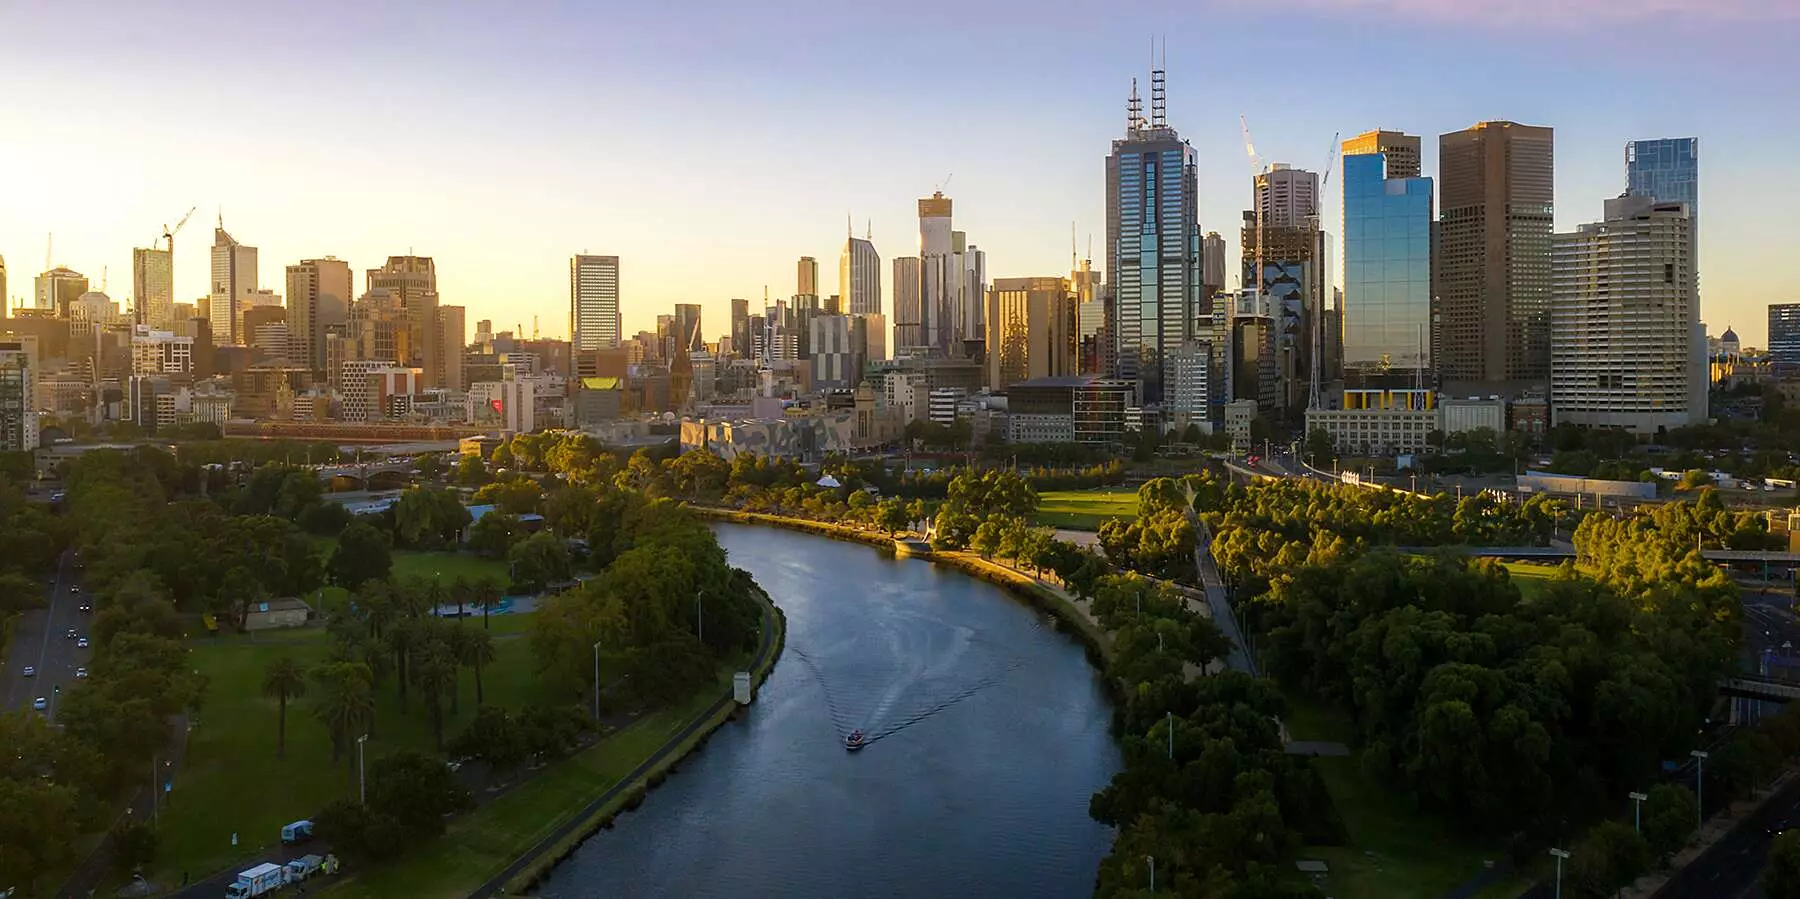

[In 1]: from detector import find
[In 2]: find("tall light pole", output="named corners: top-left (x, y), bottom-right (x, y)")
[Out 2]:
top-left (1146, 855), bottom-right (1155, 893)
top-left (592, 641), bottom-right (602, 721)
top-left (1166, 712), bottom-right (1174, 760)
top-left (1549, 847), bottom-right (1569, 899)
top-left (696, 589), bottom-right (704, 645)
top-left (356, 734), bottom-right (369, 804)
top-left (1629, 791), bottom-right (1648, 834)
top-left (1692, 750), bottom-right (1709, 835)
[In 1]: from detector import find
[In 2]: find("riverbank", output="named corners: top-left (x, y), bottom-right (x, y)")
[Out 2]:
top-left (694, 507), bottom-right (1113, 669)
top-left (312, 589), bottom-right (785, 899)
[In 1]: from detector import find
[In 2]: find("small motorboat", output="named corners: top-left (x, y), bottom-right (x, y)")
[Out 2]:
top-left (845, 729), bottom-right (867, 751)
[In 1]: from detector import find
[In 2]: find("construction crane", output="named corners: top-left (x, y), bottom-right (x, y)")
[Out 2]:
top-left (936, 173), bottom-right (953, 195)
top-left (1239, 116), bottom-right (1265, 307)
top-left (159, 206), bottom-right (197, 252)
top-left (1306, 134), bottom-right (1340, 412)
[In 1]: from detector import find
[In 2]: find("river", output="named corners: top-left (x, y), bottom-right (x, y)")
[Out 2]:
top-left (533, 522), bottom-right (1121, 898)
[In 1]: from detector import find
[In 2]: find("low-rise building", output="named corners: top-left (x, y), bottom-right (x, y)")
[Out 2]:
top-left (1439, 396), bottom-right (1506, 435)
top-left (1305, 389), bottom-right (1436, 455)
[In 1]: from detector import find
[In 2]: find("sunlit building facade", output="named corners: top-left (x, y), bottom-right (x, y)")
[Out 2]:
top-left (1341, 148), bottom-right (1434, 380)
top-left (570, 254), bottom-right (621, 351)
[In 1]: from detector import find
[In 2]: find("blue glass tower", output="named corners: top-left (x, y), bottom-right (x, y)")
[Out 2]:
top-left (1341, 150), bottom-right (1434, 379)
top-left (1626, 138), bottom-right (1698, 210)
top-left (1104, 68), bottom-right (1200, 407)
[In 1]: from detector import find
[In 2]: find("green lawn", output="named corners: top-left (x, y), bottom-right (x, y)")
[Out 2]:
top-left (1502, 561), bottom-right (1561, 600)
top-left (1034, 488), bottom-right (1139, 531)
top-left (1283, 690), bottom-right (1525, 899)
top-left (390, 550), bottom-right (510, 585)
top-left (153, 617), bottom-right (549, 887)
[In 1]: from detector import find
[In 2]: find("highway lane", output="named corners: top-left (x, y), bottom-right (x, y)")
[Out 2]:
top-left (1, 549), bottom-right (91, 720)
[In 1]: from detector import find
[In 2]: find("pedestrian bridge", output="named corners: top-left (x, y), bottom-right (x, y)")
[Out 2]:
top-left (1719, 674), bottom-right (1800, 703)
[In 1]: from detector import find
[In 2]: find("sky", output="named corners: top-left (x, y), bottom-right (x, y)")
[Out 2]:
top-left (1, 0), bottom-right (1796, 346)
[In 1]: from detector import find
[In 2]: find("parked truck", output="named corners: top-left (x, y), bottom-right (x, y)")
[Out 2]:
top-left (282, 854), bottom-right (324, 884)
top-left (223, 862), bottom-right (284, 898)
top-left (280, 819), bottom-right (313, 844)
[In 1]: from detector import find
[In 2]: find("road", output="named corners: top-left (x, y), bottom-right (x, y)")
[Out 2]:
top-left (1653, 774), bottom-right (1800, 898)
top-left (1, 549), bottom-right (91, 720)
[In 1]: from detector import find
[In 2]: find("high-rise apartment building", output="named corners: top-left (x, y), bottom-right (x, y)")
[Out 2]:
top-left (367, 256), bottom-right (441, 387)
top-left (730, 298), bottom-right (751, 360)
top-left (1342, 130), bottom-right (1421, 179)
top-left (986, 277), bottom-right (1077, 392)
top-left (1201, 232), bottom-right (1226, 312)
top-left (209, 223), bottom-right (258, 344)
top-left (892, 256), bottom-right (923, 352)
top-left (1769, 304), bottom-right (1800, 370)
top-left (0, 339), bottom-right (35, 451)
top-left (918, 193), bottom-right (955, 354)
top-left (1254, 165), bottom-right (1319, 229)
top-left (570, 254), bottom-right (621, 351)
top-left (1341, 138), bottom-right (1434, 380)
top-left (798, 256), bottom-right (819, 297)
top-left (132, 247), bottom-right (174, 328)
top-left (285, 257), bottom-right (353, 371)
top-left (1437, 121), bottom-right (1554, 386)
top-left (35, 267), bottom-right (89, 317)
top-left (840, 234), bottom-right (882, 316)
top-left (1550, 196), bottom-right (1697, 435)
top-left (1105, 66), bottom-right (1200, 405)
top-left (956, 234), bottom-right (987, 354)
top-left (1627, 138), bottom-right (1700, 290)
top-left (440, 305), bottom-right (465, 393)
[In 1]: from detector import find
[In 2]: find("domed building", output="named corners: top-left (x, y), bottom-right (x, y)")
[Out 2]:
top-left (1720, 326), bottom-right (1741, 358)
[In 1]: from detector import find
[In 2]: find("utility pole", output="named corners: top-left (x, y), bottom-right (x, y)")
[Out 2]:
top-left (1692, 750), bottom-right (1709, 835)
top-left (1146, 855), bottom-right (1156, 893)
top-left (593, 641), bottom-right (603, 721)
top-left (1549, 847), bottom-right (1569, 899)
top-left (356, 734), bottom-right (368, 804)
top-left (1629, 791), bottom-right (1648, 834)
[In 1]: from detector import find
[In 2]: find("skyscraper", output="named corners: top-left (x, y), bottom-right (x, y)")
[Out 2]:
top-left (1105, 63), bottom-right (1200, 405)
top-left (35, 267), bottom-right (88, 318)
top-left (672, 303), bottom-right (703, 355)
top-left (1254, 165), bottom-right (1319, 229)
top-left (892, 256), bottom-right (923, 352)
top-left (132, 247), bottom-right (174, 328)
top-left (1341, 136), bottom-right (1434, 381)
top-left (440, 305), bottom-right (466, 392)
top-left (1551, 195), bottom-right (1697, 434)
top-left (730, 297), bottom-right (751, 360)
top-left (957, 234), bottom-right (987, 354)
top-left (1627, 138), bottom-right (1700, 290)
top-left (840, 234), bottom-right (882, 316)
top-left (367, 256), bottom-right (441, 387)
top-left (1437, 121), bottom-right (1554, 386)
top-left (1201, 232), bottom-right (1226, 312)
top-left (797, 256), bottom-right (819, 297)
top-left (986, 277), bottom-right (1077, 391)
top-left (570, 254), bottom-right (621, 350)
top-left (918, 193), bottom-right (954, 354)
top-left (285, 257), bottom-right (353, 371)
top-left (1342, 130), bottom-right (1421, 179)
top-left (1244, 164), bottom-right (1325, 416)
top-left (209, 223), bottom-right (258, 344)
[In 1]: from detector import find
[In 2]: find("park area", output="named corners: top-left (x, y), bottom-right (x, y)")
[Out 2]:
top-left (1034, 487), bottom-right (1140, 531)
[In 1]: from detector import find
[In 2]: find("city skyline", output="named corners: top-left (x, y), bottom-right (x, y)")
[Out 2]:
top-left (1, 2), bottom-right (1794, 344)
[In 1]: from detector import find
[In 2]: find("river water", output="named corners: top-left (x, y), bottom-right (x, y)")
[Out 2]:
top-left (534, 522), bottom-right (1121, 898)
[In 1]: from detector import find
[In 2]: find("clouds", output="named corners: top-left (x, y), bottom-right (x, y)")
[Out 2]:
top-left (1236, 0), bottom-right (1796, 27)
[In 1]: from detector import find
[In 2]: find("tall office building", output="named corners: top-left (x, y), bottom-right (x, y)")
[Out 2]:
top-left (209, 223), bottom-right (258, 344)
top-left (893, 256), bottom-right (923, 351)
top-left (1105, 64), bottom-right (1200, 405)
top-left (367, 256), bottom-right (441, 386)
top-left (439, 305), bottom-right (465, 392)
top-left (840, 233), bottom-right (882, 316)
top-left (956, 234), bottom-right (987, 353)
top-left (730, 298), bottom-right (751, 360)
top-left (285, 257), bottom-right (353, 371)
top-left (1254, 165), bottom-right (1319, 229)
top-left (1342, 136), bottom-right (1434, 380)
top-left (1201, 232), bottom-right (1226, 313)
top-left (986, 277), bottom-right (1077, 392)
top-left (570, 254), bottom-right (621, 350)
top-left (132, 247), bottom-right (174, 328)
top-left (1627, 138), bottom-right (1701, 291)
top-left (35, 267), bottom-right (89, 318)
top-left (1342, 130), bottom-right (1421, 179)
top-left (1437, 121), bottom-right (1555, 386)
top-left (1769, 304), bottom-right (1800, 370)
top-left (0, 339), bottom-right (35, 452)
top-left (672, 303), bottom-right (703, 355)
top-left (1551, 195), bottom-right (1697, 435)
top-left (797, 256), bottom-right (820, 297)
top-left (918, 193), bottom-right (955, 354)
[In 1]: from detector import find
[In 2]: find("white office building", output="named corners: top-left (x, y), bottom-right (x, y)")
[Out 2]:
top-left (570, 254), bottom-right (621, 350)
top-left (209, 223), bottom-right (258, 344)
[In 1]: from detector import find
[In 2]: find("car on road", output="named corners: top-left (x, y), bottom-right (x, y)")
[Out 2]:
top-left (65, 628), bottom-right (77, 639)
top-left (78, 603), bottom-right (91, 614)
top-left (32, 697), bottom-right (47, 711)
top-left (76, 637), bottom-right (88, 649)
top-left (22, 666), bottom-right (34, 677)
top-left (68, 585), bottom-right (78, 593)
top-left (74, 668), bottom-right (87, 679)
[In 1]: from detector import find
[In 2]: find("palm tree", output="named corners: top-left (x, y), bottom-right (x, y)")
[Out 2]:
top-left (474, 577), bottom-right (504, 629)
top-left (262, 656), bottom-right (307, 760)
top-left (359, 580), bottom-right (396, 641)
top-left (385, 618), bottom-right (421, 712)
top-left (460, 627), bottom-right (497, 706)
top-left (310, 661), bottom-right (375, 768)
top-left (412, 638), bottom-right (458, 751)
top-left (449, 575), bottom-right (473, 621)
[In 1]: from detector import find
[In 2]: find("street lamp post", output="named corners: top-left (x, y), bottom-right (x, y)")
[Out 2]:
top-left (592, 641), bottom-right (603, 721)
top-left (1166, 711), bottom-right (1173, 760)
top-left (1692, 750), bottom-right (1709, 835)
top-left (356, 734), bottom-right (369, 804)
top-left (1146, 855), bottom-right (1155, 893)
top-left (1629, 791), bottom-right (1648, 834)
top-left (696, 589), bottom-right (704, 645)
top-left (1549, 847), bottom-right (1570, 899)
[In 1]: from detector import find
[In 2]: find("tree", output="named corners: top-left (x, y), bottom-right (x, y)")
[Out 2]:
top-left (1642, 783), bottom-right (1700, 860)
top-left (509, 531), bottom-right (572, 592)
top-left (311, 661), bottom-right (376, 766)
top-left (1568, 820), bottom-right (1649, 898)
top-left (330, 521), bottom-right (393, 589)
top-left (110, 818), bottom-right (159, 878)
top-left (448, 706), bottom-right (527, 777)
top-left (412, 636), bottom-right (458, 751)
top-left (454, 453), bottom-right (491, 487)
top-left (262, 656), bottom-right (308, 760)
top-left (366, 749), bottom-right (473, 840)
top-left (1767, 829), bottom-right (1800, 899)
top-left (1304, 427), bottom-right (1334, 468)
top-left (468, 511), bottom-right (521, 559)
top-left (473, 478), bottom-right (543, 516)
top-left (460, 626), bottom-right (498, 705)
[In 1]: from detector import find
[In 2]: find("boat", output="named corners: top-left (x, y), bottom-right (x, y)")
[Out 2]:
top-left (845, 730), bottom-right (867, 751)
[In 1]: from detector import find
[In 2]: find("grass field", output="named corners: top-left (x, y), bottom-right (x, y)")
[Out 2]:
top-left (390, 550), bottom-right (510, 585)
top-left (153, 616), bottom-right (549, 887)
top-left (1502, 561), bottom-right (1563, 600)
top-left (1034, 488), bottom-right (1139, 531)
top-left (1282, 690), bottom-right (1527, 899)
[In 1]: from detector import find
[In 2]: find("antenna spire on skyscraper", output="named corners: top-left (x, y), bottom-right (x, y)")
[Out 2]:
top-left (1150, 36), bottom-right (1167, 128)
top-left (1127, 77), bottom-right (1142, 133)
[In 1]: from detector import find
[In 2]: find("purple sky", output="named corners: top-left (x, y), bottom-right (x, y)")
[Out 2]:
top-left (2, 0), bottom-right (1794, 344)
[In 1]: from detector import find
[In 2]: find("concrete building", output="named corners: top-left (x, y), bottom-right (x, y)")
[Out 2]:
top-left (1550, 196), bottom-right (1698, 435)
top-left (130, 326), bottom-right (195, 376)
top-left (798, 256), bottom-right (820, 297)
top-left (573, 376), bottom-right (624, 426)
top-left (1004, 376), bottom-right (1132, 446)
top-left (286, 258), bottom-right (353, 372)
top-left (1770, 303), bottom-right (1800, 370)
top-left (809, 315), bottom-right (864, 391)
top-left (840, 234), bottom-right (882, 316)
top-left (132, 246), bottom-right (174, 329)
top-left (35, 267), bottom-right (88, 317)
top-left (0, 339), bottom-right (35, 451)
top-left (919, 194), bottom-right (955, 354)
top-left (1305, 389), bottom-right (1437, 454)
top-left (439, 305), bottom-right (465, 393)
top-left (855, 312), bottom-right (887, 364)
top-left (1106, 64), bottom-right (1201, 405)
top-left (892, 256), bottom-right (924, 352)
top-left (367, 256), bottom-right (442, 390)
top-left (955, 233), bottom-right (987, 355)
top-left (1342, 130), bottom-right (1421, 179)
top-left (1166, 339), bottom-right (1213, 430)
top-left (570, 254), bottom-right (621, 351)
top-left (1201, 232), bottom-right (1226, 311)
top-left (1437, 121), bottom-right (1555, 387)
top-left (1438, 396), bottom-right (1506, 435)
top-left (1342, 135), bottom-right (1434, 381)
top-left (1254, 164), bottom-right (1319, 230)
top-left (986, 277), bottom-right (1077, 392)
top-left (209, 224), bottom-right (258, 344)
top-left (883, 370), bottom-right (929, 424)
top-left (466, 370), bottom-right (539, 433)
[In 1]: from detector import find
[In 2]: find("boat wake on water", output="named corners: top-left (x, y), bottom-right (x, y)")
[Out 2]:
top-left (791, 643), bottom-right (1029, 749)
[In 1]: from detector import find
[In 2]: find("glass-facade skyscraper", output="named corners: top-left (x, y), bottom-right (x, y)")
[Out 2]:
top-left (1627, 138), bottom-right (1698, 210)
top-left (1341, 148), bottom-right (1434, 379)
top-left (1770, 304), bottom-right (1800, 369)
top-left (1104, 69), bottom-right (1200, 406)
